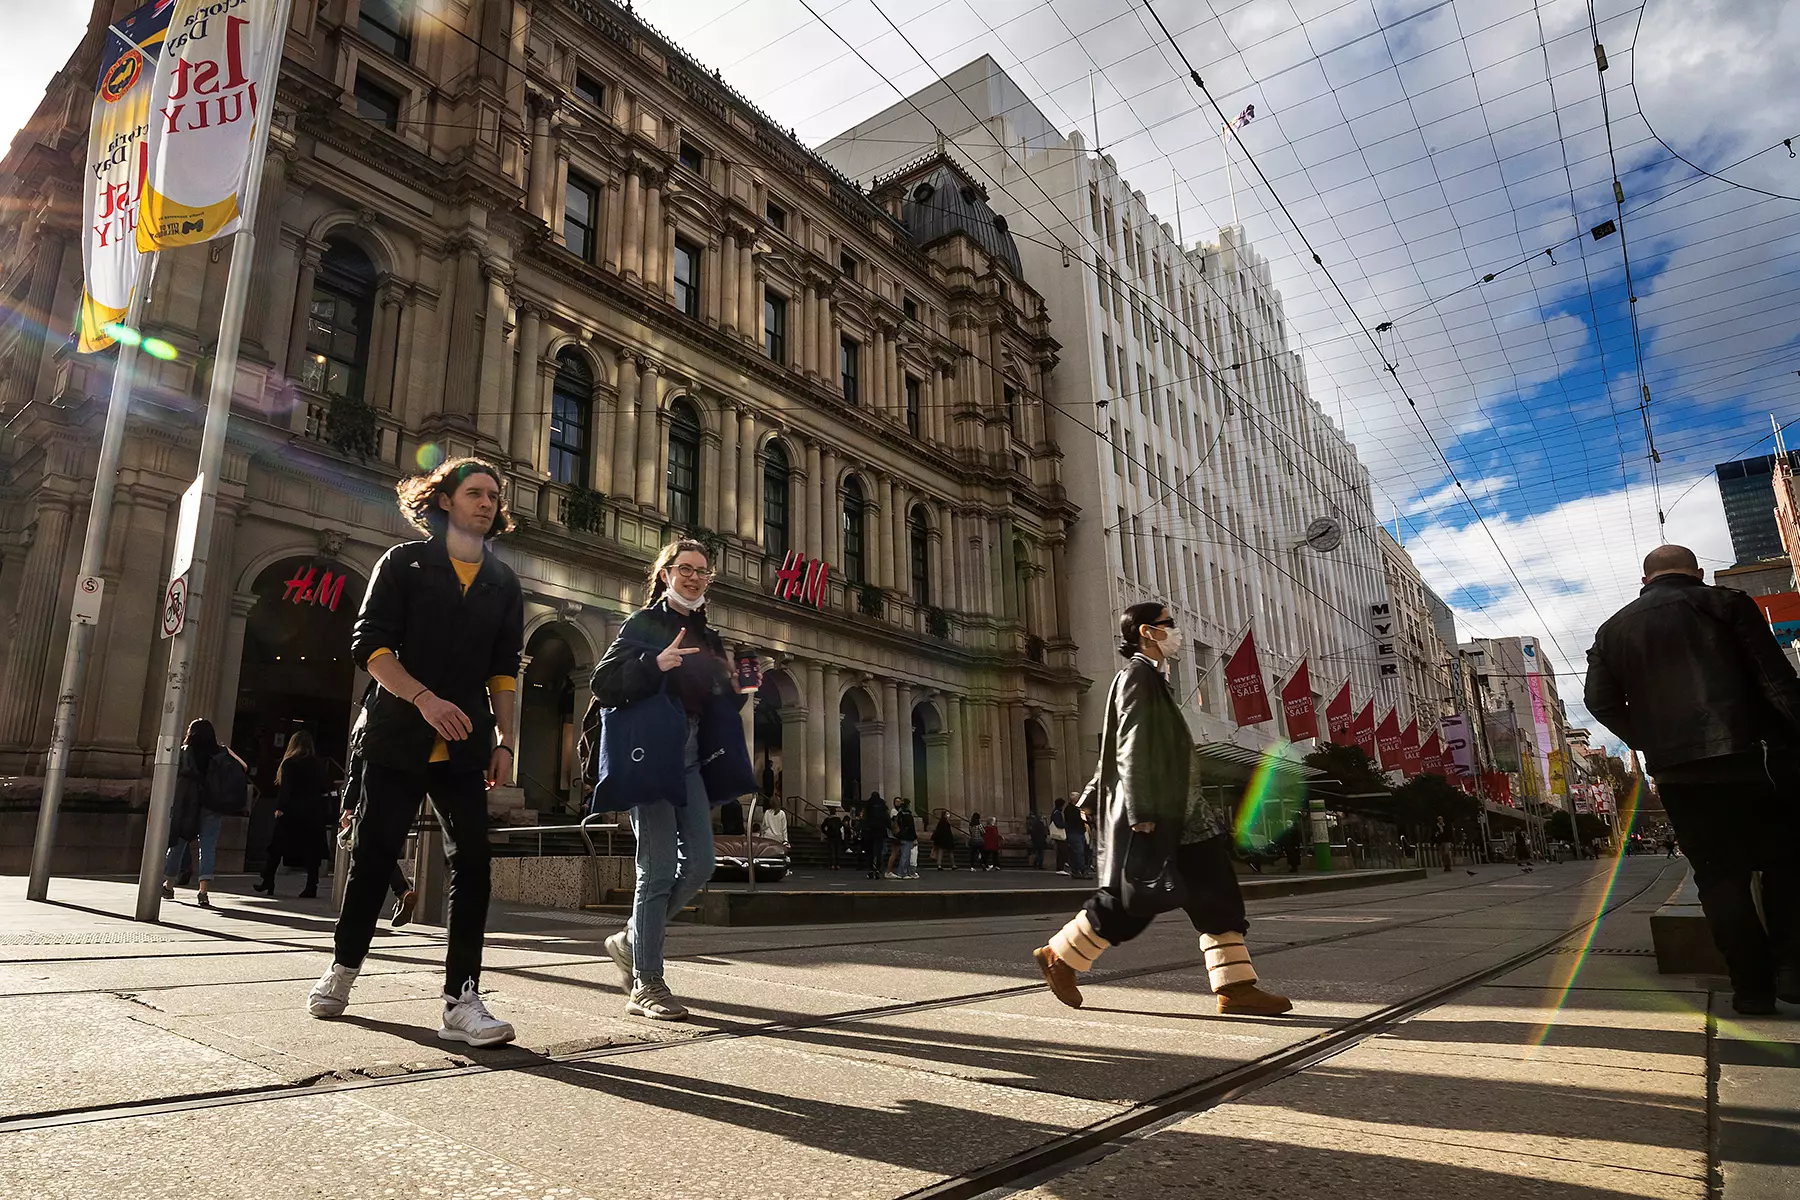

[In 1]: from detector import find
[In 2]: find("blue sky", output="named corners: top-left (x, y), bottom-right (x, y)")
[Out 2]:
top-left (6, 0), bottom-right (1798, 746)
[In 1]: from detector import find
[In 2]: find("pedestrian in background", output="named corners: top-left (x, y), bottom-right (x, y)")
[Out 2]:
top-left (1051, 798), bottom-right (1070, 872)
top-left (1033, 602), bottom-right (1291, 1017)
top-left (760, 800), bottom-right (789, 852)
top-left (863, 791), bottom-right (891, 879)
top-left (822, 808), bottom-right (846, 870)
top-left (982, 816), bottom-right (1002, 871)
top-left (1432, 815), bottom-right (1453, 873)
top-left (931, 810), bottom-right (955, 870)
top-left (161, 718), bottom-right (249, 909)
top-left (892, 799), bottom-right (918, 879)
top-left (1027, 810), bottom-right (1048, 869)
top-left (719, 795), bottom-right (745, 836)
top-left (966, 811), bottom-right (984, 871)
top-left (1587, 543), bottom-right (1800, 1014)
top-left (1065, 795), bottom-right (1091, 879)
top-left (255, 731), bottom-right (331, 898)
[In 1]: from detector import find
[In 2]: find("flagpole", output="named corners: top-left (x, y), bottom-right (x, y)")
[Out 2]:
top-left (1221, 121), bottom-right (1237, 227)
top-left (135, 0), bottom-right (294, 922)
top-left (27, 256), bottom-right (158, 902)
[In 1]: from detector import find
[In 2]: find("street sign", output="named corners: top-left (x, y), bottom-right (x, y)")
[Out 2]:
top-left (160, 574), bottom-right (188, 640)
top-left (169, 473), bottom-right (204, 583)
top-left (1304, 516), bottom-right (1343, 553)
top-left (71, 575), bottom-right (105, 625)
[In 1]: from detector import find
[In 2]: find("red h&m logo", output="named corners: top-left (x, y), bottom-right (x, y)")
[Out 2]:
top-left (774, 550), bottom-right (829, 609)
top-left (283, 565), bottom-right (347, 612)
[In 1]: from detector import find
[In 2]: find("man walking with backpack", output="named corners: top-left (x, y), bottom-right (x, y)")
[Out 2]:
top-left (1587, 544), bottom-right (1800, 1015)
top-left (308, 458), bottom-right (524, 1047)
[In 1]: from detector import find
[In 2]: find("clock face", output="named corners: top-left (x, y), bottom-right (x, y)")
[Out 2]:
top-left (1305, 517), bottom-right (1343, 553)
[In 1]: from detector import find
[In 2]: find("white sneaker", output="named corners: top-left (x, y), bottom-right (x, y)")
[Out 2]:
top-left (626, 978), bottom-right (690, 1021)
top-left (603, 930), bottom-right (634, 992)
top-left (307, 963), bottom-right (359, 1018)
top-left (438, 980), bottom-right (516, 1047)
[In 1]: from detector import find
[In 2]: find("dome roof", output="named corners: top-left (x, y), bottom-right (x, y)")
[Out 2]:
top-left (895, 162), bottom-right (1023, 277)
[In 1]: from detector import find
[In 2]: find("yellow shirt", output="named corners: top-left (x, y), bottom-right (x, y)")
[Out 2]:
top-left (367, 557), bottom-right (515, 763)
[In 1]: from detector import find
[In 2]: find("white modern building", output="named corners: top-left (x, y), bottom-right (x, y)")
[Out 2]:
top-left (822, 57), bottom-right (1392, 758)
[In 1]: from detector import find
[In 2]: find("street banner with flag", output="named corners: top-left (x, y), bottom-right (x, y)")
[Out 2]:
top-left (78, 0), bottom-right (174, 352)
top-left (1325, 680), bottom-right (1353, 745)
top-left (1440, 712), bottom-right (1475, 777)
top-left (1376, 707), bottom-right (1403, 772)
top-left (1279, 659), bottom-right (1317, 741)
top-left (1399, 718), bottom-right (1422, 776)
top-left (1421, 730), bottom-right (1444, 775)
top-left (1223, 626), bottom-right (1272, 726)
top-left (1351, 699), bottom-right (1377, 758)
top-left (1483, 771), bottom-right (1513, 806)
top-left (1548, 749), bottom-right (1568, 796)
top-left (137, 0), bottom-right (284, 250)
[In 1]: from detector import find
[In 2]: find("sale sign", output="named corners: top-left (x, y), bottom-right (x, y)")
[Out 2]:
top-left (138, 0), bottom-right (285, 251)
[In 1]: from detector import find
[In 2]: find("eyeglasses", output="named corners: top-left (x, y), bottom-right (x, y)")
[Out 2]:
top-left (1147, 619), bottom-right (1177, 629)
top-left (671, 564), bottom-right (715, 580)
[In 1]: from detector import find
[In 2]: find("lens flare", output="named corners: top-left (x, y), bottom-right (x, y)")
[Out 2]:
top-left (102, 322), bottom-right (144, 347)
top-left (415, 442), bottom-right (444, 471)
top-left (1233, 739), bottom-right (1291, 849)
top-left (141, 338), bottom-right (177, 361)
top-left (1528, 775), bottom-right (1643, 1048)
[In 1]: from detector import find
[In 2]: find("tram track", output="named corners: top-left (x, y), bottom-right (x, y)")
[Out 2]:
top-left (0, 861), bottom-right (1661, 1138)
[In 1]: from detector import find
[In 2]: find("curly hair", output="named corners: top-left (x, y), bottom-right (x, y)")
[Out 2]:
top-left (395, 457), bottom-right (515, 540)
top-left (646, 538), bottom-right (709, 605)
top-left (1117, 600), bottom-right (1168, 659)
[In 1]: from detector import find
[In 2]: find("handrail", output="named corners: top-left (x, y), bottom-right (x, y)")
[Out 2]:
top-left (491, 812), bottom-right (624, 857)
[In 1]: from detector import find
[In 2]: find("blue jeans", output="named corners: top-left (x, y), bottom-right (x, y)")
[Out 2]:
top-left (899, 840), bottom-right (917, 875)
top-left (165, 809), bottom-right (223, 882)
top-left (1067, 832), bottom-right (1089, 875)
top-left (628, 724), bottom-right (716, 983)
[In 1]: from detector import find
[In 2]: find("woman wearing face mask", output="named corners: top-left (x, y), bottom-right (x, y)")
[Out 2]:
top-left (1032, 601), bottom-right (1292, 1017)
top-left (589, 539), bottom-right (755, 1020)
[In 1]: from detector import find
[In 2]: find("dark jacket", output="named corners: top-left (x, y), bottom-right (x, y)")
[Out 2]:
top-left (863, 795), bottom-right (891, 839)
top-left (584, 600), bottom-right (753, 808)
top-left (931, 816), bottom-right (954, 848)
top-left (1586, 575), bottom-right (1800, 772)
top-left (275, 754), bottom-right (333, 828)
top-left (1078, 655), bottom-right (1192, 896)
top-left (350, 538), bottom-right (524, 771)
top-left (894, 809), bottom-right (917, 842)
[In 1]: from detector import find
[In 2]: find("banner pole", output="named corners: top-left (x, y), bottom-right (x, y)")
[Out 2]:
top-left (135, 0), bottom-right (293, 922)
top-left (27, 257), bottom-right (158, 902)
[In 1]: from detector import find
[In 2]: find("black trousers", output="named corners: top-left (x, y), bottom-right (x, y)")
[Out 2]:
top-left (259, 815), bottom-right (324, 893)
top-left (335, 762), bottom-right (490, 995)
top-left (1657, 753), bottom-right (1799, 996)
top-left (1083, 835), bottom-right (1251, 946)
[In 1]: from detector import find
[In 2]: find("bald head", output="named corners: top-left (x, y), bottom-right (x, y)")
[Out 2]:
top-left (1642, 544), bottom-right (1702, 584)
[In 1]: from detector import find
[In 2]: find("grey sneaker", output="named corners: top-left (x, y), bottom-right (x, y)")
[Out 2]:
top-left (626, 978), bottom-right (689, 1021)
top-left (603, 930), bottom-right (634, 992)
top-left (438, 980), bottom-right (516, 1048)
top-left (307, 963), bottom-right (359, 1018)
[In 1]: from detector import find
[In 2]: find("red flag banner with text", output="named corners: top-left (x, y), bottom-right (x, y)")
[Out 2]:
top-left (138, 0), bottom-right (284, 250)
top-left (1223, 627), bottom-right (1272, 726)
top-left (1325, 681), bottom-right (1353, 745)
top-left (1351, 699), bottom-right (1377, 759)
top-left (1376, 708), bottom-right (1403, 772)
top-left (1279, 659), bottom-right (1318, 741)
top-left (79, 1), bottom-right (174, 351)
top-left (1420, 731), bottom-right (1444, 775)
top-left (1399, 719), bottom-right (1422, 776)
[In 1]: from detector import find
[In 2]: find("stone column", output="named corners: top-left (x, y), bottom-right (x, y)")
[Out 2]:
top-left (741, 242), bottom-right (758, 346)
top-left (612, 356), bottom-right (639, 504)
top-left (508, 304), bottom-right (543, 469)
top-left (213, 593), bottom-right (257, 747)
top-left (819, 292), bottom-right (835, 390)
top-left (661, 218), bottom-right (678, 304)
top-left (887, 341), bottom-right (903, 427)
top-left (822, 664), bottom-right (841, 809)
top-left (897, 683), bottom-right (916, 806)
top-left (443, 242), bottom-right (485, 419)
top-left (1050, 537), bottom-right (1071, 640)
top-left (0, 499), bottom-right (74, 748)
top-left (948, 697), bottom-right (970, 816)
top-left (241, 140), bottom-right (291, 359)
top-left (875, 475), bottom-right (894, 591)
top-left (946, 510), bottom-right (964, 614)
top-left (527, 111), bottom-right (552, 223)
top-left (86, 490), bottom-right (170, 749)
top-left (870, 325), bottom-right (887, 416)
top-left (634, 360), bottom-right (661, 509)
top-left (891, 482), bottom-right (909, 600)
top-left (283, 242), bottom-right (323, 378)
top-left (390, 287), bottom-right (420, 427)
top-left (800, 283), bottom-right (818, 380)
top-left (805, 661), bottom-right (828, 811)
top-left (819, 448), bottom-right (840, 567)
top-left (720, 229), bottom-right (740, 333)
top-left (882, 679), bottom-right (903, 802)
top-left (642, 175), bottom-right (663, 293)
top-left (185, 501), bottom-right (241, 723)
top-left (804, 440), bottom-right (823, 559)
top-left (478, 261), bottom-right (513, 447)
top-left (602, 176), bottom-right (624, 273)
top-left (699, 425), bottom-right (721, 531)
top-left (737, 411), bottom-right (758, 542)
top-left (1007, 703), bottom-right (1029, 815)
top-left (621, 167), bottom-right (644, 282)
top-left (718, 403), bottom-right (739, 538)
top-left (368, 279), bottom-right (404, 412)
top-left (927, 522), bottom-right (943, 611)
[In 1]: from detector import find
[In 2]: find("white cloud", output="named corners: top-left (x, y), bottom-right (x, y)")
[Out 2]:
top-left (1402, 474), bottom-right (1513, 517)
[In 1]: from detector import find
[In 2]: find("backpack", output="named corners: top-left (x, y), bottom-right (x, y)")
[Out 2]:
top-left (203, 751), bottom-right (255, 816)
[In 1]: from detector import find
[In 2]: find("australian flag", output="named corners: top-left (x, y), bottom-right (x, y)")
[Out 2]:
top-left (1228, 104), bottom-right (1255, 131)
top-left (99, 0), bottom-right (176, 89)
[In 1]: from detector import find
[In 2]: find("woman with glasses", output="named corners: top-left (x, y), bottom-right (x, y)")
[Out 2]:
top-left (1033, 601), bottom-right (1292, 1017)
top-left (590, 538), bottom-right (755, 1020)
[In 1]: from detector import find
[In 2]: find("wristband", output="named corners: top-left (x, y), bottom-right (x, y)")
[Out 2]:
top-left (493, 745), bottom-right (514, 759)
top-left (409, 686), bottom-right (431, 705)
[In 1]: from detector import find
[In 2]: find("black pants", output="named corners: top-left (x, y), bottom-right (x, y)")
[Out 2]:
top-left (335, 762), bottom-right (490, 995)
top-left (1657, 753), bottom-right (1799, 996)
top-left (867, 835), bottom-right (888, 876)
top-left (260, 816), bottom-right (323, 894)
top-left (1083, 836), bottom-right (1251, 946)
top-left (826, 839), bottom-right (842, 869)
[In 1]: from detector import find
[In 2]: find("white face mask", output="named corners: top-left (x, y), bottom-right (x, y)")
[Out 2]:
top-left (663, 582), bottom-right (706, 613)
top-left (1153, 625), bottom-right (1185, 660)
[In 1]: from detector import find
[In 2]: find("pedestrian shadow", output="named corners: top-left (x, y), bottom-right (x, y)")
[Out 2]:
top-left (1078, 1005), bottom-right (1341, 1029)
top-left (334, 1011), bottom-right (558, 1065)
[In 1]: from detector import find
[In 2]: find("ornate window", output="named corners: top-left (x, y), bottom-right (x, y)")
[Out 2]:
top-left (302, 240), bottom-right (376, 403)
top-left (842, 476), bottom-right (867, 584)
top-left (909, 506), bottom-right (931, 605)
top-left (565, 174), bottom-right (599, 263)
top-left (548, 352), bottom-right (591, 486)
top-left (666, 400), bottom-right (701, 529)
top-left (762, 441), bottom-right (790, 558)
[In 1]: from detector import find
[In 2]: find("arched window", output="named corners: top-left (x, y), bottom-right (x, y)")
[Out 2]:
top-left (666, 399), bottom-right (701, 529)
top-left (762, 441), bottom-right (790, 558)
top-left (548, 352), bottom-right (592, 485)
top-left (842, 476), bottom-right (867, 584)
top-left (909, 505), bottom-right (931, 606)
top-left (1013, 539), bottom-right (1032, 628)
top-left (302, 239), bottom-right (376, 402)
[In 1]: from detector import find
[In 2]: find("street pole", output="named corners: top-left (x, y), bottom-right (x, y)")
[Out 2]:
top-left (27, 260), bottom-right (157, 902)
top-left (134, 1), bottom-right (292, 921)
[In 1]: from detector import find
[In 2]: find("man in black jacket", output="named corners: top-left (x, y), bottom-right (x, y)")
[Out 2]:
top-left (1587, 544), bottom-right (1800, 1013)
top-left (307, 458), bottom-right (523, 1046)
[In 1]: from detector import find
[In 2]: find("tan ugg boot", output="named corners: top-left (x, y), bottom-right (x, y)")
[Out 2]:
top-left (1216, 980), bottom-right (1294, 1016)
top-left (1033, 946), bottom-right (1084, 1009)
top-left (1036, 911), bottom-right (1112, 1009)
top-left (1202, 931), bottom-right (1293, 1015)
